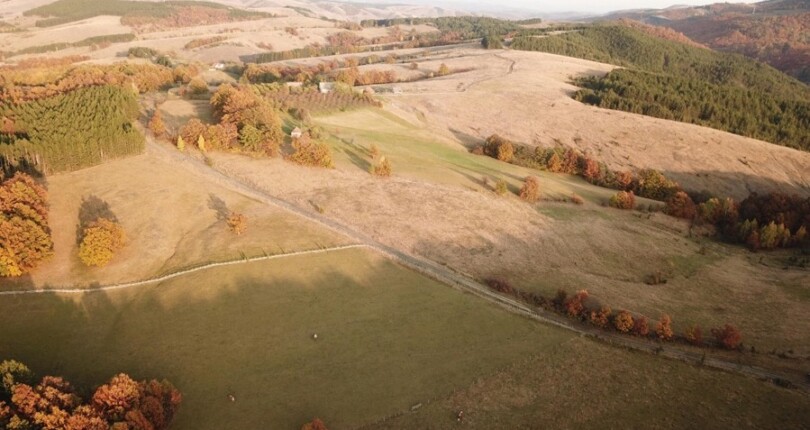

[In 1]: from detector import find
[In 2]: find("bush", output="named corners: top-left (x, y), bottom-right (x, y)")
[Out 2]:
top-left (370, 156), bottom-right (392, 177)
top-left (711, 324), bottom-right (742, 350)
top-left (226, 212), bottom-right (247, 235)
top-left (437, 63), bottom-right (450, 76)
top-left (655, 314), bottom-right (673, 341)
top-left (685, 325), bottom-right (703, 346)
top-left (483, 134), bottom-right (514, 162)
top-left (519, 176), bottom-right (541, 203)
top-left (609, 191), bottom-right (635, 210)
top-left (613, 310), bottom-right (634, 333)
top-left (78, 218), bottom-right (126, 267)
top-left (485, 278), bottom-right (514, 294)
top-left (148, 109), bottom-right (166, 137)
top-left (570, 194), bottom-right (584, 205)
top-left (301, 418), bottom-right (328, 430)
top-left (188, 76), bottom-right (208, 94)
top-left (494, 179), bottom-right (508, 196)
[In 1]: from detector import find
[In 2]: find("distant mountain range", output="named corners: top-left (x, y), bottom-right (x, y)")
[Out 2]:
top-left (601, 0), bottom-right (810, 83)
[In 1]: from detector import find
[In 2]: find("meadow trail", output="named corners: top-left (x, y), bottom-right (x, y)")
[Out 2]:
top-left (144, 139), bottom-right (810, 394)
top-left (0, 244), bottom-right (367, 296)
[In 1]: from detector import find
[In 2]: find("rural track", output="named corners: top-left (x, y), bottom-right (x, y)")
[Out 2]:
top-left (144, 140), bottom-right (810, 394)
top-left (0, 245), bottom-right (367, 296)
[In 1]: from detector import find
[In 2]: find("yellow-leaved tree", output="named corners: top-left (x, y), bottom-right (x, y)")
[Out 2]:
top-left (79, 218), bottom-right (126, 267)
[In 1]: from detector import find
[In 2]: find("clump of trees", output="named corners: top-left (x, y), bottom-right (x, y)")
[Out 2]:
top-left (0, 359), bottom-right (181, 430)
top-left (519, 176), bottom-right (540, 203)
top-left (78, 218), bottom-right (126, 267)
top-left (0, 173), bottom-right (53, 277)
top-left (482, 134), bottom-right (514, 162)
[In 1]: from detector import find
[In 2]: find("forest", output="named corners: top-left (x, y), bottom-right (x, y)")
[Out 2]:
top-left (511, 25), bottom-right (810, 151)
top-left (0, 85), bottom-right (144, 174)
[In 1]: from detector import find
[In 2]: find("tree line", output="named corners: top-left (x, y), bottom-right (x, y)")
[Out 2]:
top-left (475, 135), bottom-right (810, 251)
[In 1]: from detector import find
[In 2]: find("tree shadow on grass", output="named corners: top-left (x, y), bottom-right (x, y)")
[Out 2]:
top-left (76, 195), bottom-right (118, 245)
top-left (208, 194), bottom-right (229, 221)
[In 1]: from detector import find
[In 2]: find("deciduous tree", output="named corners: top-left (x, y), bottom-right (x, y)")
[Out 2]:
top-left (78, 218), bottom-right (126, 267)
top-left (519, 176), bottom-right (540, 203)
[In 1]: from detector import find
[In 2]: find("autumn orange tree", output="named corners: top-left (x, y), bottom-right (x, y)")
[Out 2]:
top-left (519, 176), bottom-right (541, 203)
top-left (564, 290), bottom-right (589, 318)
top-left (609, 191), bottom-right (636, 210)
top-left (78, 218), bottom-right (126, 267)
top-left (0, 359), bottom-right (181, 430)
top-left (0, 173), bottom-right (53, 277)
top-left (655, 314), bottom-right (674, 341)
top-left (288, 135), bottom-right (334, 168)
top-left (613, 310), bottom-right (634, 333)
top-left (227, 212), bottom-right (248, 235)
top-left (711, 324), bottom-right (742, 350)
top-left (148, 109), bottom-right (166, 138)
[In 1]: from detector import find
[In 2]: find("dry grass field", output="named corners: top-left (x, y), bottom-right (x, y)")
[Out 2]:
top-left (1, 2), bottom-right (809, 428)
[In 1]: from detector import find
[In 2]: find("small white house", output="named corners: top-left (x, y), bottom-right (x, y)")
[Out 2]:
top-left (290, 127), bottom-right (303, 139)
top-left (213, 62), bottom-right (226, 70)
top-left (319, 82), bottom-right (335, 94)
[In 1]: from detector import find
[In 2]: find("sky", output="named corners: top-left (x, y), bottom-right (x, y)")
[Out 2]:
top-left (345, 0), bottom-right (757, 14)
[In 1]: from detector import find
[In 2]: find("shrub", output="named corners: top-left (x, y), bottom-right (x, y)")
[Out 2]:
top-left (655, 314), bottom-right (673, 341)
top-left (483, 134), bottom-right (514, 162)
top-left (494, 179), bottom-right (508, 196)
top-left (370, 156), bottom-right (392, 177)
top-left (609, 191), bottom-right (635, 210)
top-left (685, 325), bottom-right (703, 346)
top-left (148, 109), bottom-right (166, 137)
top-left (369, 144), bottom-right (380, 159)
top-left (176, 135), bottom-right (186, 151)
top-left (581, 157), bottom-right (601, 183)
top-left (78, 218), bottom-right (126, 267)
top-left (666, 191), bottom-right (697, 219)
top-left (226, 212), bottom-right (247, 235)
top-left (288, 137), bottom-right (334, 168)
top-left (485, 278), bottom-right (514, 294)
top-left (711, 324), bottom-right (742, 350)
top-left (410, 62), bottom-right (418, 70)
top-left (437, 63), bottom-right (450, 76)
top-left (188, 76), bottom-right (208, 94)
top-left (589, 306), bottom-right (611, 328)
top-left (613, 310), bottom-right (634, 333)
top-left (633, 316), bottom-right (650, 336)
top-left (570, 194), bottom-right (584, 205)
top-left (545, 151), bottom-right (563, 172)
top-left (564, 290), bottom-right (588, 318)
top-left (519, 176), bottom-right (541, 203)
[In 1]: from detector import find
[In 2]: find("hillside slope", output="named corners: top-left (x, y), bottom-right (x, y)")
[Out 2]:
top-left (604, 0), bottom-right (810, 83)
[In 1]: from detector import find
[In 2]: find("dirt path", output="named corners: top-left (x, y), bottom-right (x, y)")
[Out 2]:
top-left (145, 140), bottom-right (810, 393)
top-left (0, 245), bottom-right (366, 296)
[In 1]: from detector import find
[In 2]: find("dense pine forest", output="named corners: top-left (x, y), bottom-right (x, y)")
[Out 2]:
top-left (512, 25), bottom-right (810, 151)
top-left (0, 85), bottom-right (143, 174)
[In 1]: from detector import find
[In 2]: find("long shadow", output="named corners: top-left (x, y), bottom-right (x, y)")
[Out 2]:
top-left (448, 127), bottom-right (482, 151)
top-left (661, 169), bottom-right (810, 200)
top-left (207, 194), bottom-right (229, 221)
top-left (76, 195), bottom-right (118, 245)
top-left (335, 136), bottom-right (371, 172)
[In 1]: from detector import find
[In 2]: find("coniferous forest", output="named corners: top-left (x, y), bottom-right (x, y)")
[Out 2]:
top-left (512, 25), bottom-right (810, 151)
top-left (0, 85), bottom-right (143, 174)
